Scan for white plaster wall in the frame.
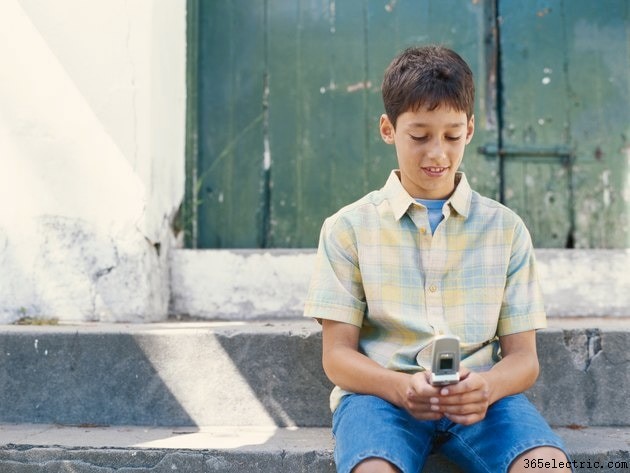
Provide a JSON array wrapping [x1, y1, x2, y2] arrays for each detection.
[[0, 0, 186, 322], [170, 249, 630, 320]]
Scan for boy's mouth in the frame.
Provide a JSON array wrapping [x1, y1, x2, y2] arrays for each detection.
[[422, 166, 449, 177]]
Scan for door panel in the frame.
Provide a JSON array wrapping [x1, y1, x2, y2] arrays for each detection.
[[197, 1, 266, 248], [499, 0, 629, 247], [564, 1, 629, 248], [499, 1, 574, 247]]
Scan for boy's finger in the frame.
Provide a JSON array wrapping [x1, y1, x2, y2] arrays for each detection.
[[441, 373, 486, 396], [436, 391, 486, 408], [441, 399, 489, 416], [437, 382, 490, 404], [409, 372, 440, 396], [444, 411, 486, 426]]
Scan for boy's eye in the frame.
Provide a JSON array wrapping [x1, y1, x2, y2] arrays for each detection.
[[410, 135, 462, 142]]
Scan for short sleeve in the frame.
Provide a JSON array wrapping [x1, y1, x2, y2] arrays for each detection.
[[497, 219, 547, 336], [303, 216, 366, 327]]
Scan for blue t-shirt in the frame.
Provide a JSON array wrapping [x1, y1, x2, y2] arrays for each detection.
[[416, 199, 446, 234]]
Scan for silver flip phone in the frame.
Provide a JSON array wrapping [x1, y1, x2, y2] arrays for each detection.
[[430, 335, 461, 386]]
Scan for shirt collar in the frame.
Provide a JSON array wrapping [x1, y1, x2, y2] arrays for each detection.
[[383, 170, 472, 221], [448, 172, 472, 218]]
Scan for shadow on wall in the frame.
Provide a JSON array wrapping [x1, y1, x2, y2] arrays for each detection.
[[214, 322, 334, 427], [0, 329, 196, 426]]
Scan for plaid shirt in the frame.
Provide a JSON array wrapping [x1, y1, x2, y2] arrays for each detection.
[[304, 170, 547, 411]]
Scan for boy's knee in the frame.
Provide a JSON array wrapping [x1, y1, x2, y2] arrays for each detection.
[[509, 446, 571, 473], [353, 457, 401, 473]]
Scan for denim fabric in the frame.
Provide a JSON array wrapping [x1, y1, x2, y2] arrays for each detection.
[[332, 393, 570, 473]]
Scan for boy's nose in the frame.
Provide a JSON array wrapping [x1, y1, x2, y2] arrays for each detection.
[[427, 139, 446, 159]]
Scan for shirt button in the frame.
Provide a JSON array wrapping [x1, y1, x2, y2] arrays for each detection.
[[429, 284, 438, 293], [420, 227, 427, 234]]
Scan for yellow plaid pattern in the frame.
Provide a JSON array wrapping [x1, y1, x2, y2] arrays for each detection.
[[304, 170, 547, 411]]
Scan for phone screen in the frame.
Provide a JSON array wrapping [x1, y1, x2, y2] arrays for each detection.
[[439, 357, 453, 370]]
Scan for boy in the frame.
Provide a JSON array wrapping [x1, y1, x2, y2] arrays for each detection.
[[304, 46, 572, 473]]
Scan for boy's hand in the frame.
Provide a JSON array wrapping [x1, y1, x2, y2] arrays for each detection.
[[431, 367, 491, 425], [402, 371, 446, 420]]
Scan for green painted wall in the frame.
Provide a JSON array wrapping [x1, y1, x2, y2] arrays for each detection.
[[187, 0, 628, 249]]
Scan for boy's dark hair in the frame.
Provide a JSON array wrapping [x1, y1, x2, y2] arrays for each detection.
[[381, 45, 475, 127]]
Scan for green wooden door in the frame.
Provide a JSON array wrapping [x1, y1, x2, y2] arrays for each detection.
[[186, 0, 628, 249]]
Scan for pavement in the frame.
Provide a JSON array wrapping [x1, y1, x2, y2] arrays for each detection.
[[0, 424, 628, 472]]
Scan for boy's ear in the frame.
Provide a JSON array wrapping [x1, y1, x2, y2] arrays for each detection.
[[379, 114, 395, 144], [465, 115, 475, 144]]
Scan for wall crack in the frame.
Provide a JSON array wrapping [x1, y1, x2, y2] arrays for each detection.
[[563, 329, 602, 372]]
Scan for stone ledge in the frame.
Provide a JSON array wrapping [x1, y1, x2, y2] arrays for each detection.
[[0, 321, 628, 428], [169, 249, 630, 320]]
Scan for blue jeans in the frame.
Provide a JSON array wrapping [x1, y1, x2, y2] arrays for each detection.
[[332, 393, 571, 473]]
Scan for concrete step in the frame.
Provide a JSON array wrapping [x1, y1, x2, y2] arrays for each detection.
[[0, 319, 629, 428], [0, 424, 628, 472]]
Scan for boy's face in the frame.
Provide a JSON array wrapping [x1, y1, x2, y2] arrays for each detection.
[[379, 106, 474, 199]]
